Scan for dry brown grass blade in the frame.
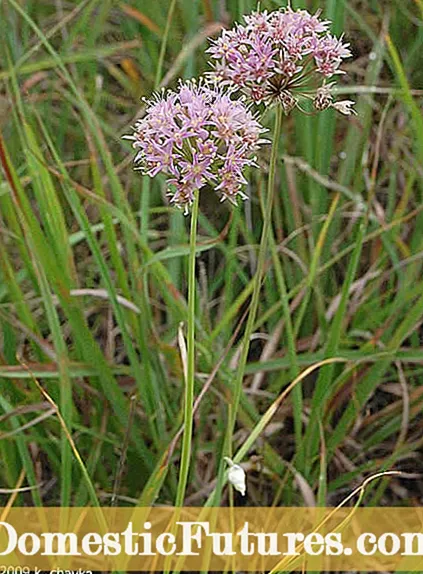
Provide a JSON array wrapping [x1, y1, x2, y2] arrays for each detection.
[[119, 3, 162, 36], [235, 358, 349, 464], [14, 0, 91, 68], [0, 483, 43, 494], [159, 22, 224, 88], [0, 470, 26, 522], [268, 471, 403, 574], [0, 408, 56, 440], [0, 402, 51, 424], [0, 309, 58, 360], [250, 318, 284, 392], [202, 0, 214, 21], [17, 359, 101, 507]]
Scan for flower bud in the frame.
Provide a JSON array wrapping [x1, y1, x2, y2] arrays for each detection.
[[332, 99, 356, 115], [224, 457, 246, 496], [314, 86, 333, 111]]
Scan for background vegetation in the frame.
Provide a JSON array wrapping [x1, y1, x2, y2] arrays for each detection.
[[0, 0, 423, 524]]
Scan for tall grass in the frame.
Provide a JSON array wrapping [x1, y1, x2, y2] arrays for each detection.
[[0, 0, 422, 537]]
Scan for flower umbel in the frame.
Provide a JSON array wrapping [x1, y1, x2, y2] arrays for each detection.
[[208, 7, 355, 115], [126, 81, 267, 213]]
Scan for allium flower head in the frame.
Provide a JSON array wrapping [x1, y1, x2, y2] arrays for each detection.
[[208, 7, 355, 115], [126, 81, 267, 213]]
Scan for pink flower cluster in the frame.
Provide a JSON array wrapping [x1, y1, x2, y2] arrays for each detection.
[[208, 7, 354, 114], [127, 82, 267, 213]]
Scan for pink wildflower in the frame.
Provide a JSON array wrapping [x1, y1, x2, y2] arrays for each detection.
[[126, 81, 267, 213], [208, 7, 354, 115]]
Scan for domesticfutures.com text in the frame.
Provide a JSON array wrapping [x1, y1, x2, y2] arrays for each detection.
[[1, 521, 423, 558]]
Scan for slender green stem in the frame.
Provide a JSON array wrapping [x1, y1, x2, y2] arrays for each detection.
[[175, 188, 199, 507], [269, 229, 302, 451], [144, 0, 176, 273], [228, 105, 283, 443], [155, 0, 177, 89]]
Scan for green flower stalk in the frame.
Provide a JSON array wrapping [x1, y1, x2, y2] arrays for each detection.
[[208, 5, 356, 486], [227, 104, 283, 456], [127, 80, 266, 505]]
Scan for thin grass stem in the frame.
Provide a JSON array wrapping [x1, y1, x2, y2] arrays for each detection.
[[268, 226, 302, 451], [175, 188, 200, 507], [228, 105, 283, 448], [155, 0, 177, 89]]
